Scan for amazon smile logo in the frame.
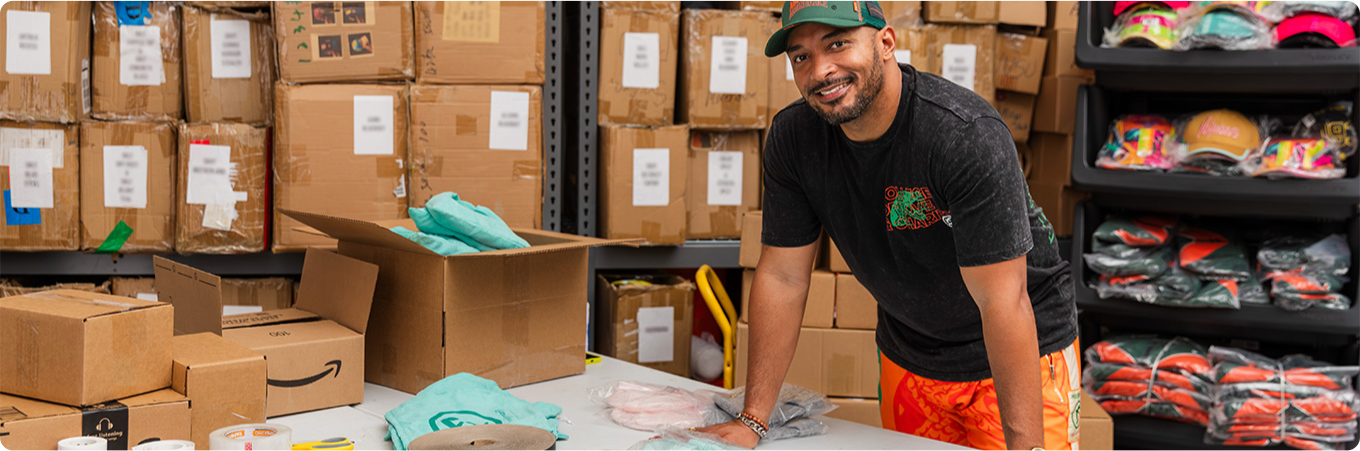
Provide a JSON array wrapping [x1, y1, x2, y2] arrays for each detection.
[[268, 360, 342, 388]]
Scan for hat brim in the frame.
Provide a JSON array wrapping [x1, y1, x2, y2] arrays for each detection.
[[764, 17, 873, 57], [1185, 144, 1250, 161]]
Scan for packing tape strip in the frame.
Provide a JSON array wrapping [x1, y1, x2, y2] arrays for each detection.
[[407, 424, 557, 450], [57, 437, 108, 450], [131, 440, 196, 450], [209, 424, 293, 451]]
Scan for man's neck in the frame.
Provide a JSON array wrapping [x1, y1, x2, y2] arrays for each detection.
[[839, 63, 902, 143]]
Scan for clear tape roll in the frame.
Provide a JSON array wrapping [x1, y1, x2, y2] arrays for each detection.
[[132, 440, 196, 450], [58, 437, 108, 450], [209, 424, 293, 451]]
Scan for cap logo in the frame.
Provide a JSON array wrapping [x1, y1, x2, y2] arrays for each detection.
[[789, 1, 828, 17], [1199, 115, 1240, 139]]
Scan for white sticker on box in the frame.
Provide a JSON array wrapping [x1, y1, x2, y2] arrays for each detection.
[[202, 203, 236, 231], [785, 55, 795, 81], [353, 95, 394, 155], [632, 148, 669, 207], [709, 36, 748, 95], [103, 145, 148, 209], [81, 58, 92, 113], [707, 151, 742, 206], [8, 148, 53, 209], [120, 25, 165, 86], [942, 44, 976, 91], [223, 305, 263, 316], [489, 91, 530, 151], [637, 306, 674, 363], [186, 144, 233, 205], [136, 293, 159, 302], [210, 19, 252, 79], [0, 127, 64, 168], [621, 32, 660, 89], [895, 49, 912, 66], [6, 10, 51, 75]]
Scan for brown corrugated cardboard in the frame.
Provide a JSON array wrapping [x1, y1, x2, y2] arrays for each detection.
[[182, 5, 275, 125], [686, 130, 760, 239], [415, 2, 544, 84], [1041, 29, 1094, 79], [0, 2, 91, 123], [1081, 390, 1113, 450], [1048, 1, 1080, 31], [273, 83, 409, 252], [834, 273, 877, 330], [738, 2, 782, 13], [222, 278, 295, 310], [922, 24, 996, 103], [826, 397, 881, 428], [408, 85, 542, 229], [1029, 132, 1073, 186], [738, 210, 761, 268], [0, 389, 189, 450], [0, 290, 172, 406], [600, 124, 689, 245], [1028, 181, 1086, 237], [734, 323, 878, 398], [176, 122, 268, 254], [999, 1, 1047, 27], [171, 333, 266, 450], [602, 1, 680, 13], [677, 9, 776, 130], [111, 277, 158, 300], [273, 1, 414, 84], [79, 120, 177, 252], [281, 209, 628, 395], [996, 90, 1036, 142], [768, 54, 801, 117], [827, 238, 851, 273], [196, 2, 271, 9], [0, 281, 111, 298], [1034, 76, 1086, 135], [92, 2, 183, 121], [882, 1, 924, 28], [741, 269, 834, 328], [600, 8, 679, 126], [924, 1, 999, 24], [894, 27, 927, 69], [596, 274, 696, 377], [0, 121, 80, 250], [996, 33, 1046, 95]]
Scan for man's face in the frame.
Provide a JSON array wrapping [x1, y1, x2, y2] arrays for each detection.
[[785, 23, 886, 125]]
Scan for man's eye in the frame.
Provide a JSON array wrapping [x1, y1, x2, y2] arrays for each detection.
[[793, 54, 807, 63], [831, 41, 848, 49]]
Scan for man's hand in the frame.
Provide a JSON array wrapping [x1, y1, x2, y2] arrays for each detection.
[[697, 420, 760, 449]]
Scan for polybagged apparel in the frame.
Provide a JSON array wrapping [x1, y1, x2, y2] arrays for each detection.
[[1086, 379, 1213, 411], [1093, 216, 1177, 247], [1212, 394, 1359, 424], [1094, 241, 1149, 259], [1185, 279, 1244, 309], [627, 429, 744, 451], [587, 381, 727, 432], [1096, 115, 1180, 170], [1174, 4, 1275, 50], [1103, 5, 1181, 49], [1100, 398, 1210, 425], [1267, 270, 1345, 295], [384, 373, 566, 451], [1093, 272, 1205, 307], [1085, 336, 1214, 379], [1086, 362, 1215, 393], [1169, 157, 1247, 176], [1085, 246, 1175, 277], [1258, 234, 1351, 276], [713, 384, 836, 440], [1240, 272, 1271, 305], [1292, 104, 1356, 157], [1206, 422, 1358, 449], [1248, 138, 1346, 180], [1267, 1, 1360, 22], [1211, 347, 1360, 391], [1274, 291, 1353, 311], [1178, 226, 1251, 281]]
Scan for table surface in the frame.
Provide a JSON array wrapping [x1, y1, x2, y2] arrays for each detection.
[[271, 357, 967, 450]]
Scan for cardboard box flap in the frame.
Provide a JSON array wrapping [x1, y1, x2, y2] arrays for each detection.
[[447, 232, 641, 259], [294, 248, 379, 334], [280, 209, 441, 256], [172, 332, 264, 368], [0, 393, 75, 422], [222, 308, 320, 330], [0, 290, 164, 320], [106, 389, 187, 408], [153, 257, 224, 336]]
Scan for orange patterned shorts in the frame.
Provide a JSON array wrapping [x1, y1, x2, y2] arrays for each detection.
[[879, 341, 1082, 450]]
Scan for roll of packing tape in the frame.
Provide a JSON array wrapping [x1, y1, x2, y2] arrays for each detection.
[[57, 437, 108, 450], [407, 425, 557, 451], [131, 440, 196, 450], [209, 424, 293, 451]]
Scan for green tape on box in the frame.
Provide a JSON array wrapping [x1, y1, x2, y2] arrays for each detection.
[[95, 221, 134, 254]]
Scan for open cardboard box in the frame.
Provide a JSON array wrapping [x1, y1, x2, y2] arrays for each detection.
[[282, 209, 638, 394]]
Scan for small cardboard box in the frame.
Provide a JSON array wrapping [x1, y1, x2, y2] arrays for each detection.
[[1081, 390, 1113, 450], [0, 121, 81, 250], [155, 249, 379, 417], [768, 55, 800, 117], [0, 2, 91, 123], [176, 122, 269, 254], [600, 8, 680, 126], [677, 9, 776, 130], [826, 398, 881, 428], [596, 274, 696, 377], [996, 33, 1047, 95], [602, 1, 680, 13], [182, 5, 275, 125], [1041, 29, 1095, 80], [171, 333, 266, 450], [735, 322, 877, 398], [826, 238, 851, 273], [738, 211, 762, 268], [1029, 132, 1073, 186], [408, 84, 542, 229], [924, 1, 999, 24], [922, 24, 997, 103], [686, 130, 760, 240], [600, 124, 689, 245], [741, 269, 834, 328], [79, 120, 177, 253], [0, 290, 173, 406], [996, 90, 1037, 143], [1028, 181, 1086, 237], [273, 83, 410, 252], [999, 1, 1047, 27], [834, 274, 877, 330], [272, 1, 413, 84], [92, 2, 183, 121], [0, 389, 190, 450], [415, 1, 544, 84], [1048, 1, 1080, 31], [1034, 76, 1086, 135], [282, 209, 627, 395]]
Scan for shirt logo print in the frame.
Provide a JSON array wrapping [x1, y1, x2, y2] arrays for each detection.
[[885, 186, 947, 230]]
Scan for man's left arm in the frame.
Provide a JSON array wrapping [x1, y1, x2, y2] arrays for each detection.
[[960, 257, 1044, 450]]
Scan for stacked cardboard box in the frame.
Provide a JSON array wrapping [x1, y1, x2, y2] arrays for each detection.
[[176, 123, 269, 254], [1027, 1, 1091, 237], [595, 274, 696, 377], [80, 120, 177, 252]]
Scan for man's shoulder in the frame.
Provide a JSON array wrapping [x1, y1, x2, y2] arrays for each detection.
[[911, 71, 1002, 126], [769, 98, 822, 134]]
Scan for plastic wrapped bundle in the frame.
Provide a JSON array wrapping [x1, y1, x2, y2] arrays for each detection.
[[1087, 362, 1215, 394], [1174, 4, 1275, 50], [1085, 246, 1175, 277], [1084, 336, 1216, 425], [587, 381, 726, 432], [1258, 235, 1350, 276], [1097, 115, 1180, 171], [713, 384, 835, 440], [1248, 138, 1346, 180], [1093, 271, 1222, 308], [1211, 347, 1360, 392], [1100, 398, 1211, 425], [1094, 216, 1178, 247], [1178, 226, 1251, 281], [1086, 379, 1213, 411], [1103, 5, 1181, 49], [1086, 337, 1213, 379], [1205, 346, 1360, 449]]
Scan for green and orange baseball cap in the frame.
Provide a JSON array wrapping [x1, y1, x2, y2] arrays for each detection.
[[765, 1, 888, 57]]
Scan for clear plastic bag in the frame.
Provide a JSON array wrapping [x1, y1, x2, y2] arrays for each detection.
[[1174, 5, 1276, 51], [1103, 5, 1182, 49], [587, 381, 727, 432], [712, 384, 834, 441], [1084, 246, 1175, 277], [1292, 103, 1356, 158], [1093, 272, 1215, 308], [1096, 115, 1181, 171], [1093, 216, 1177, 247], [1247, 137, 1347, 180], [627, 429, 744, 451], [1177, 226, 1251, 281], [1085, 336, 1213, 379], [1258, 234, 1350, 275]]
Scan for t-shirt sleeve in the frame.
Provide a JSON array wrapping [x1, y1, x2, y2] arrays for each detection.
[[761, 118, 823, 248], [935, 117, 1033, 267]]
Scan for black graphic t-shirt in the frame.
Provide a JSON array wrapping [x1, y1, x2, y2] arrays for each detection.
[[762, 64, 1077, 382]]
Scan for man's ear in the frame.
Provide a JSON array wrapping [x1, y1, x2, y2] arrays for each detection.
[[879, 26, 898, 61]]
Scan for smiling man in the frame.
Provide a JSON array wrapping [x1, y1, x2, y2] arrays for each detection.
[[696, 2, 1079, 450]]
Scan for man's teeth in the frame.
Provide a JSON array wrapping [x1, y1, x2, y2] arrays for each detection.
[[819, 83, 847, 96]]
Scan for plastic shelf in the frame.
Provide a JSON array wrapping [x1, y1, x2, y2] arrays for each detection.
[[590, 240, 739, 269], [1075, 2, 1360, 93]]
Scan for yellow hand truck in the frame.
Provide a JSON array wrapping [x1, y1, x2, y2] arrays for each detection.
[[695, 265, 738, 389]]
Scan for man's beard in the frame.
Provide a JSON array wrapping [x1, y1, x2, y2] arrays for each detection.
[[809, 60, 884, 126]]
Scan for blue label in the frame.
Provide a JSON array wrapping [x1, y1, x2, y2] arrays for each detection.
[[115, 1, 152, 26], [4, 190, 41, 226]]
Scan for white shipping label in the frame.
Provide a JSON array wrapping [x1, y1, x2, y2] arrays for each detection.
[[785, 55, 795, 81], [223, 305, 263, 316], [186, 144, 233, 205], [942, 44, 977, 91], [6, 10, 51, 75], [488, 91, 530, 151], [353, 95, 394, 155], [136, 293, 159, 302], [637, 306, 675, 363], [103, 145, 148, 209], [210, 19, 252, 79], [0, 127, 65, 168], [895, 49, 912, 66], [707, 151, 743, 206], [120, 25, 165, 86], [632, 148, 670, 207], [8, 148, 54, 209], [621, 32, 660, 89], [708, 36, 748, 94]]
